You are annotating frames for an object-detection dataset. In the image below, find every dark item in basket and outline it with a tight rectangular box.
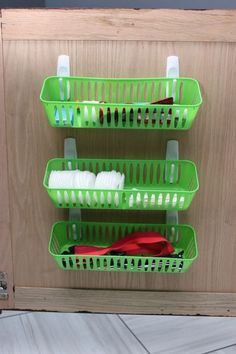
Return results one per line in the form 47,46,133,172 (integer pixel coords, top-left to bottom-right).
162,250,184,259
73,231,175,257
151,97,174,105
62,246,75,255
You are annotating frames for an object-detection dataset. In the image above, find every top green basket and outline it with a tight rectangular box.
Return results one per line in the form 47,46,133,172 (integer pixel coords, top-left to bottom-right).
40,77,202,129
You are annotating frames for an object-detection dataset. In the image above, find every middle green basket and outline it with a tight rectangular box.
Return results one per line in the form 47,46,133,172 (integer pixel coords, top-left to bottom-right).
43,158,199,210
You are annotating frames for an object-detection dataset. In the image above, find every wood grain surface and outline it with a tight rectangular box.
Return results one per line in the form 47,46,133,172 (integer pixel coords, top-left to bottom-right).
1,10,236,313
3,39,236,295
0,22,14,309
15,287,236,316
1,9,236,42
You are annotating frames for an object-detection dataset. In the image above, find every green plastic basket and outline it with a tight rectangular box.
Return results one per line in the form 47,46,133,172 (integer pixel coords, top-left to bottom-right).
43,158,199,210
49,221,198,273
40,77,202,129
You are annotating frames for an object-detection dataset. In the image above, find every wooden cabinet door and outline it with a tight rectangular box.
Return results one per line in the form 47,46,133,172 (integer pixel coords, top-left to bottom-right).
1,9,236,315
0,34,14,309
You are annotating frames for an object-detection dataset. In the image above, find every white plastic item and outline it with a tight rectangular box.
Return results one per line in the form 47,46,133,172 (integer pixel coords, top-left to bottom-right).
57,55,70,77
166,56,179,78
57,55,70,101
166,140,179,161
165,139,179,239
166,56,180,102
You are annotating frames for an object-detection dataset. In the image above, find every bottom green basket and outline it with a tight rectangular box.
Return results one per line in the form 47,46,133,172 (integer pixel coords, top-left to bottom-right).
49,221,198,273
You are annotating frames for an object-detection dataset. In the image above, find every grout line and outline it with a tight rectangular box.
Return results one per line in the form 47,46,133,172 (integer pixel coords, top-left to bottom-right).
203,343,236,354
118,315,151,354
0,312,31,320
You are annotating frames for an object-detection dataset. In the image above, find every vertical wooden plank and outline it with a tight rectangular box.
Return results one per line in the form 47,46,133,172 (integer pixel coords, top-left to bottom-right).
0,14,14,309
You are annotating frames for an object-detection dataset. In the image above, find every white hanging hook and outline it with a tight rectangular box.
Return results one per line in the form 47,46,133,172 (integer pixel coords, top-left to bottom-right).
57,55,70,77
166,56,179,102
166,140,179,161
64,138,81,224
166,140,179,240
166,56,179,78
57,55,70,101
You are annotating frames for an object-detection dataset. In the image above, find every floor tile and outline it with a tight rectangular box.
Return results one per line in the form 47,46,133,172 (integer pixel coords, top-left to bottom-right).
0,312,148,354
0,310,29,318
121,315,236,354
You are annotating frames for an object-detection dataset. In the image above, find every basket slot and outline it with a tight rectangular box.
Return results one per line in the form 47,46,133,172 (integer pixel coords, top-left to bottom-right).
129,83,134,103
146,82,153,102
143,82,148,101
93,81,97,100
72,81,77,101
151,81,155,101
80,81,84,101
129,108,134,126
157,82,162,100
149,163,154,184
185,238,195,258
129,163,134,184
122,83,127,103
136,82,141,102
69,223,80,241
114,82,119,102
90,225,96,242
87,81,91,101
164,161,179,184
101,82,105,101
178,196,185,209
179,81,183,103
83,81,88,101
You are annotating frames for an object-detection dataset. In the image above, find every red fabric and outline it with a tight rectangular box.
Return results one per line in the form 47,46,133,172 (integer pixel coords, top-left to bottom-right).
74,232,174,257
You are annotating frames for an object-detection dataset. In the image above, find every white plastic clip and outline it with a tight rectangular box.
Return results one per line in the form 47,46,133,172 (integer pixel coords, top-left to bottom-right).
64,138,81,222
166,140,179,237
64,138,77,160
57,55,70,77
166,140,179,161
57,55,70,101
166,56,179,102
166,56,179,78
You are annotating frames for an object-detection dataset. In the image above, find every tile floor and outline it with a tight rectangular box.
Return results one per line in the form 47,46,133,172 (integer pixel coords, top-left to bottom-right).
0,311,236,354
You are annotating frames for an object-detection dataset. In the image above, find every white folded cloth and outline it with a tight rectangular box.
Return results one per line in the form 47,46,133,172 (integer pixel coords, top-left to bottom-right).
95,171,125,189
73,171,96,188
49,171,76,188
49,169,125,190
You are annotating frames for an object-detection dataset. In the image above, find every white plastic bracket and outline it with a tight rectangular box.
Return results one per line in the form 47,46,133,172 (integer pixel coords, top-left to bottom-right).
166,139,179,161
166,55,179,102
64,138,81,222
57,55,70,77
166,140,179,226
57,55,70,101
